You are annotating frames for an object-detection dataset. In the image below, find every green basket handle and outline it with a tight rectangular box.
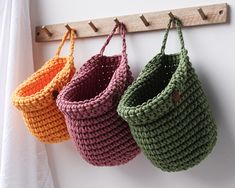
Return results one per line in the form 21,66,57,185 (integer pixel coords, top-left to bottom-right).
161,17,187,54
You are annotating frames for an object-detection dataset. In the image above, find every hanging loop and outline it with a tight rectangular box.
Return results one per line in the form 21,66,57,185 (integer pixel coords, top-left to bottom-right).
55,29,75,57
99,23,127,58
161,17,186,54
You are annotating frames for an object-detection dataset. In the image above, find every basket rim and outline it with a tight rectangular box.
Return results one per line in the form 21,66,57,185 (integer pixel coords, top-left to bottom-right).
118,51,189,118
57,54,128,112
13,56,74,107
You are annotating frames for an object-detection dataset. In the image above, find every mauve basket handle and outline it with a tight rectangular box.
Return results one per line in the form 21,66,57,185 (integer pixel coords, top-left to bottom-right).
99,23,127,58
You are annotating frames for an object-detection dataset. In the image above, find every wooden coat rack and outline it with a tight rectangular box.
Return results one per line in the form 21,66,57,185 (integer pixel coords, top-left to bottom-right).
35,3,228,42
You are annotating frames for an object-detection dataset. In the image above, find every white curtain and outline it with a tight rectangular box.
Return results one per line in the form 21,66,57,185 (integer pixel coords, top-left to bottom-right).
0,0,54,187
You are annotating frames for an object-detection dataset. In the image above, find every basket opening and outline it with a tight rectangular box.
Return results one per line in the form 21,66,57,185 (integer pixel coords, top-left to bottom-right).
68,56,121,102
127,54,180,107
20,58,66,97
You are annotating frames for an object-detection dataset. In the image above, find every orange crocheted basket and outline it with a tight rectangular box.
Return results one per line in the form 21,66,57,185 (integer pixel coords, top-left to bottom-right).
12,30,76,143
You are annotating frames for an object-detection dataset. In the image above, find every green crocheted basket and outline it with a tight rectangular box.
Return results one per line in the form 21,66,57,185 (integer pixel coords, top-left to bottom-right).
117,18,217,172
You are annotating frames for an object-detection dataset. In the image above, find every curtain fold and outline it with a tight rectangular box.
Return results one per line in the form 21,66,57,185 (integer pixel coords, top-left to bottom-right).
0,0,54,187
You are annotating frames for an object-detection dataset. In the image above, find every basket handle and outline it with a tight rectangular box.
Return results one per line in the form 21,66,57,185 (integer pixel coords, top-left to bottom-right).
55,29,75,57
161,17,187,54
99,23,127,58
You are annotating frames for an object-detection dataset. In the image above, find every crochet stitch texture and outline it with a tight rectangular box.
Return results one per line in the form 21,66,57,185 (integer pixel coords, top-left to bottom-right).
117,18,217,171
12,30,76,143
56,23,140,166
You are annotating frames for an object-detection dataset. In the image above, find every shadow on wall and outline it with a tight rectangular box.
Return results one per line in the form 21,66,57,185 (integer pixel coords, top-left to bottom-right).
116,154,160,188
185,65,235,185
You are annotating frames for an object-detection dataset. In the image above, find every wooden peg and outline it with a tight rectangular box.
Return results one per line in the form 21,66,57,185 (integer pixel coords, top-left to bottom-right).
35,3,228,42
64,24,78,38
168,12,175,20
42,26,52,37
197,8,207,20
114,18,120,25
65,24,72,31
88,21,98,32
139,14,150,26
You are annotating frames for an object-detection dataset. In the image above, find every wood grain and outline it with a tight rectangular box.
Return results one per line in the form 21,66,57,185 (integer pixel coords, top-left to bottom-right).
35,3,228,42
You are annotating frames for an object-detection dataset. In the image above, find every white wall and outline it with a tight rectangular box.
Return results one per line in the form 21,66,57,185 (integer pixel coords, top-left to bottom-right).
30,0,235,188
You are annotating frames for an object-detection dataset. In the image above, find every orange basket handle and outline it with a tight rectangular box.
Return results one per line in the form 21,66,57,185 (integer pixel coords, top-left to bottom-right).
55,29,75,57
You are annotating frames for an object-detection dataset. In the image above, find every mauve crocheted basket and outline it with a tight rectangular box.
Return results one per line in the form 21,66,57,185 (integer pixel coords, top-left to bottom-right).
12,30,75,143
57,23,140,166
117,18,217,171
